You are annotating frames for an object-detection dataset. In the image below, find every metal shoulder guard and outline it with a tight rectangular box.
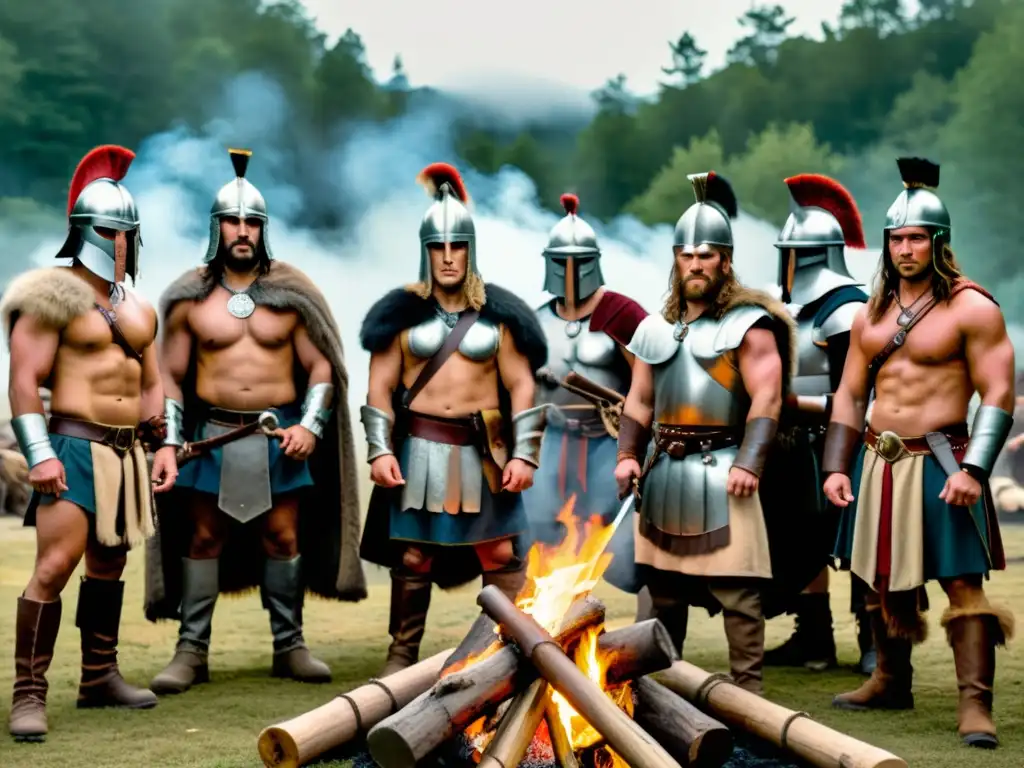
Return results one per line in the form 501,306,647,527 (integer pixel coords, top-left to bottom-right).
163,398,185,447
512,405,547,467
709,306,771,355
300,382,335,439
817,300,860,341
12,413,57,469
626,315,678,365
962,405,1014,480
360,405,394,462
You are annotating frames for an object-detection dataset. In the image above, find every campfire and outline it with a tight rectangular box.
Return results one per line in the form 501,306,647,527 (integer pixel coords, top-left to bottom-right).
258,499,910,768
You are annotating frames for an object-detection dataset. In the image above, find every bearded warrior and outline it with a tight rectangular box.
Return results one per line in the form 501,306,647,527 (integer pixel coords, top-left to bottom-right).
523,193,647,585
145,148,366,694
761,174,876,675
613,172,797,695
823,157,1015,748
358,163,547,676
3,146,175,741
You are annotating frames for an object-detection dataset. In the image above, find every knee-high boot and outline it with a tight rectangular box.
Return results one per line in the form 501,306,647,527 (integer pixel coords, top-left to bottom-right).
9,596,62,742
832,605,914,711
382,569,433,678
264,555,331,682
721,590,766,695
150,557,218,695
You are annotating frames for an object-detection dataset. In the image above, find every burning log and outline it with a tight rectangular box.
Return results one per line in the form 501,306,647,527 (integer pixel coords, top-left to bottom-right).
655,661,908,768
478,585,684,768
444,611,504,673
366,595,605,768
256,649,452,768
478,678,551,768
633,677,732,768
597,618,676,685
545,697,581,768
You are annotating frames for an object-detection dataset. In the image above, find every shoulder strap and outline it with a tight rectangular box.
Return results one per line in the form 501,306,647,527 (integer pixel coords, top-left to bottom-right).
402,309,481,408
94,304,144,365
811,285,869,331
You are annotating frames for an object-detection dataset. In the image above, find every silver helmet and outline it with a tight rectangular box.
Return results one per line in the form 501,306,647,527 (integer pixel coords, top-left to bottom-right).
543,193,604,307
204,148,274,263
673,172,737,252
416,162,477,287
883,157,951,261
55,145,141,286
775,174,867,305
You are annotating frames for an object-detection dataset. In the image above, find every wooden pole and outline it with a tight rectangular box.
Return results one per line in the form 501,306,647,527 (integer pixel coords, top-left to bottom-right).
256,648,452,768
633,676,732,768
655,661,908,768
477,678,550,768
545,695,580,768
477,585,684,768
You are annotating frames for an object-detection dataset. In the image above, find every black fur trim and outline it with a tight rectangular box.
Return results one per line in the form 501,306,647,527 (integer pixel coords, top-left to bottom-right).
359,284,548,372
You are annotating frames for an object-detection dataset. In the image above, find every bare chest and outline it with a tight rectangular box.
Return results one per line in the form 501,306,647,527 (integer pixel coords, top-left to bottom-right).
191,294,297,350
63,301,153,356
862,304,963,366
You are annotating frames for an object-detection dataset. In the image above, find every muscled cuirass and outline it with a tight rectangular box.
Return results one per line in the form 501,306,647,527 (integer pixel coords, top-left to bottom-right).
534,302,630,409
407,313,500,362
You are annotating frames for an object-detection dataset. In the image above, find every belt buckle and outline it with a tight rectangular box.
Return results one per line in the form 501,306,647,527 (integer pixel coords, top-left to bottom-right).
875,430,905,463
112,427,135,455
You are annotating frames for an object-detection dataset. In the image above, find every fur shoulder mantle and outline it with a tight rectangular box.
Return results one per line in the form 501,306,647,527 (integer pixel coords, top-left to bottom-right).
0,267,95,341
718,285,799,387
360,283,548,372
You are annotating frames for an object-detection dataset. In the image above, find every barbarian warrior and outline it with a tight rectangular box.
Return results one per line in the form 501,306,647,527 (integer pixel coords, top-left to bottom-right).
523,193,647,577
3,145,175,741
358,163,548,676
761,174,877,675
145,148,366,694
823,158,1015,748
613,172,796,695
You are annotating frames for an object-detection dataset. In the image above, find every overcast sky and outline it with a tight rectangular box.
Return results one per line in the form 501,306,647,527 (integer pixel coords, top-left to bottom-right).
299,0,921,98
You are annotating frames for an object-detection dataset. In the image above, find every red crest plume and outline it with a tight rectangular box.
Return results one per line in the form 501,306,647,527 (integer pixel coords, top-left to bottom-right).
416,162,470,204
784,174,866,249
560,193,579,215
66,145,136,216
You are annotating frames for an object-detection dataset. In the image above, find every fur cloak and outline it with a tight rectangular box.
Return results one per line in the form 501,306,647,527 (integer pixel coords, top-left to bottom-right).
144,261,367,622
358,283,548,588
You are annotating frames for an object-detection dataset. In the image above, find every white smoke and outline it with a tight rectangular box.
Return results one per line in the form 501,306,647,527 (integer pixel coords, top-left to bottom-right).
0,72,915,425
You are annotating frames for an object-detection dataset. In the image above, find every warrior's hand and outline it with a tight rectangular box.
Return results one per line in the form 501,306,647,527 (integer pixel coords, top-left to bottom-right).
502,458,535,493
823,473,855,508
939,470,982,508
28,458,68,498
726,466,759,498
614,458,641,500
151,445,178,494
275,425,317,461
370,454,405,488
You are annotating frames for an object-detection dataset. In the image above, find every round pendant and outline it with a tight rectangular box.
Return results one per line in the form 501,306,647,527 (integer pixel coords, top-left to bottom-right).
227,293,255,319
673,322,689,342
565,320,582,338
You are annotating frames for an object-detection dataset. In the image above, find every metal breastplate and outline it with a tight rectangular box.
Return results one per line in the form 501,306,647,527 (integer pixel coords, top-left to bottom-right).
534,304,629,409
789,314,831,397
407,315,500,362
650,317,749,427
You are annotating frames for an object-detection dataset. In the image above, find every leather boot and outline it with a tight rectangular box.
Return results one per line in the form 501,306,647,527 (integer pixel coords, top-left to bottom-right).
150,558,218,695
855,606,877,676
764,593,838,671
948,614,1001,749
264,556,331,683
76,578,158,710
832,607,913,711
9,596,62,742
482,559,526,602
721,592,765,696
382,569,433,677
647,582,689,657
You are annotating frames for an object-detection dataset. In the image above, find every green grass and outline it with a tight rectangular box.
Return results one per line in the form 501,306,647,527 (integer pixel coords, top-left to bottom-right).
1,515,1022,768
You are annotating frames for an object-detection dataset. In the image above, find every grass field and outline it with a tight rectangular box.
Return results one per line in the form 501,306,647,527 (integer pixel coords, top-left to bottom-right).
0,515,1021,768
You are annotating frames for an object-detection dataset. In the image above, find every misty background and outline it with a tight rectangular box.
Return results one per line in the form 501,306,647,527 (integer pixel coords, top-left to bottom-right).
0,0,1021,430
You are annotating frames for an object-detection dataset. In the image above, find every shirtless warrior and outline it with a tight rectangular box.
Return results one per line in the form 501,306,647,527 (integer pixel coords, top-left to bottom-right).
146,149,366,693
823,158,1015,748
762,174,875,674
359,163,547,676
3,145,176,741
524,193,647,588
613,173,796,694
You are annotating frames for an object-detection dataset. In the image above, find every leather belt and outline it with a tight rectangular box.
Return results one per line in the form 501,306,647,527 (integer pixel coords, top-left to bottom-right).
408,412,477,446
865,424,968,463
48,414,137,455
653,423,737,460
204,407,264,427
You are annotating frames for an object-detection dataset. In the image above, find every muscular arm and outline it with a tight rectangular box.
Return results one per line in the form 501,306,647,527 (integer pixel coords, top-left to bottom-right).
7,315,60,417
496,326,536,415
366,336,403,419
139,335,165,422
737,326,783,422
962,296,1015,412
293,323,333,386
622,360,654,428
158,300,194,403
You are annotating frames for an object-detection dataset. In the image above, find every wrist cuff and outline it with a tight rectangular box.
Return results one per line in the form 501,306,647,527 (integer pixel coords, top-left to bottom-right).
163,399,185,447
360,405,394,462
512,405,547,468
300,382,335,439
12,413,57,469
732,417,778,478
822,422,863,476
961,405,1014,480
617,413,652,463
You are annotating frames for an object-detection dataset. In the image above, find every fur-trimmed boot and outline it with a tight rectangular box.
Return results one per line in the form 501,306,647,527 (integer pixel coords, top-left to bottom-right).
9,596,62,742
942,605,1015,749
382,569,433,678
832,606,914,711
76,578,158,710
150,557,218,695
264,556,331,683
764,592,838,671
